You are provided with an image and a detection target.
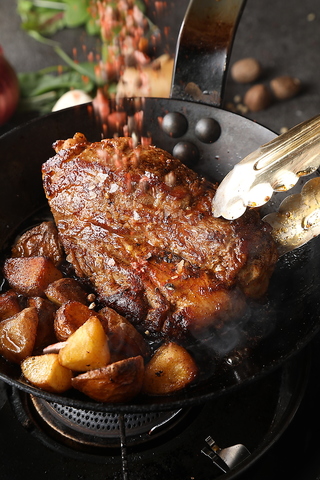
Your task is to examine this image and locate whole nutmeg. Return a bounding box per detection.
[231,58,262,84]
[270,75,301,100]
[243,84,272,112]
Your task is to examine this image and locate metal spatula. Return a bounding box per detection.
[212,115,320,221]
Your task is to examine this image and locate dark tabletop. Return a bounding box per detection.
[0,4,320,479]
[0,0,319,134]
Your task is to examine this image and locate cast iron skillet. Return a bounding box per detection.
[0,0,319,412]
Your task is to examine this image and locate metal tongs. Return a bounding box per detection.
[212,115,320,255]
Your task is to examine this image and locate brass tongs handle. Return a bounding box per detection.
[212,114,320,220]
[263,176,320,256]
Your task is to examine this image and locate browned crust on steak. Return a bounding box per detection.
[42,133,278,338]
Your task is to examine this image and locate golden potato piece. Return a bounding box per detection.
[0,289,21,321]
[142,342,198,395]
[99,306,150,361]
[45,277,88,306]
[11,221,64,266]
[59,316,110,371]
[21,353,72,393]
[72,356,144,402]
[54,301,94,341]
[3,256,63,297]
[27,297,57,351]
[0,306,38,363]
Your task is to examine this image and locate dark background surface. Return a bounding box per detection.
[0,2,320,479]
[0,0,319,134]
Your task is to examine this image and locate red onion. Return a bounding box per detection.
[0,46,20,126]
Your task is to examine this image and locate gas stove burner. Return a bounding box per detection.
[30,395,189,447]
[8,385,196,459]
[2,348,311,479]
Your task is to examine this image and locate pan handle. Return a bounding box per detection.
[170,0,246,107]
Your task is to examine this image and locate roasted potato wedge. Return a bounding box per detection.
[0,289,21,321]
[21,353,72,393]
[11,221,64,266]
[0,306,38,363]
[3,256,63,297]
[59,316,110,371]
[99,306,150,361]
[142,342,198,395]
[45,277,88,306]
[27,297,57,351]
[72,355,144,402]
[54,301,94,341]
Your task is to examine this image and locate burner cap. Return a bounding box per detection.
[32,395,186,443]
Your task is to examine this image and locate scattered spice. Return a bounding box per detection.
[307,13,316,21]
[16,0,169,114]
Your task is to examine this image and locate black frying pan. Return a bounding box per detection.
[0,0,319,412]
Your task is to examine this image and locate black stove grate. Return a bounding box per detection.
[0,347,309,480]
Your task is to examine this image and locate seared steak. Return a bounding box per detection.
[42,133,278,338]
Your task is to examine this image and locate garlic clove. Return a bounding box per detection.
[52,89,92,112]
